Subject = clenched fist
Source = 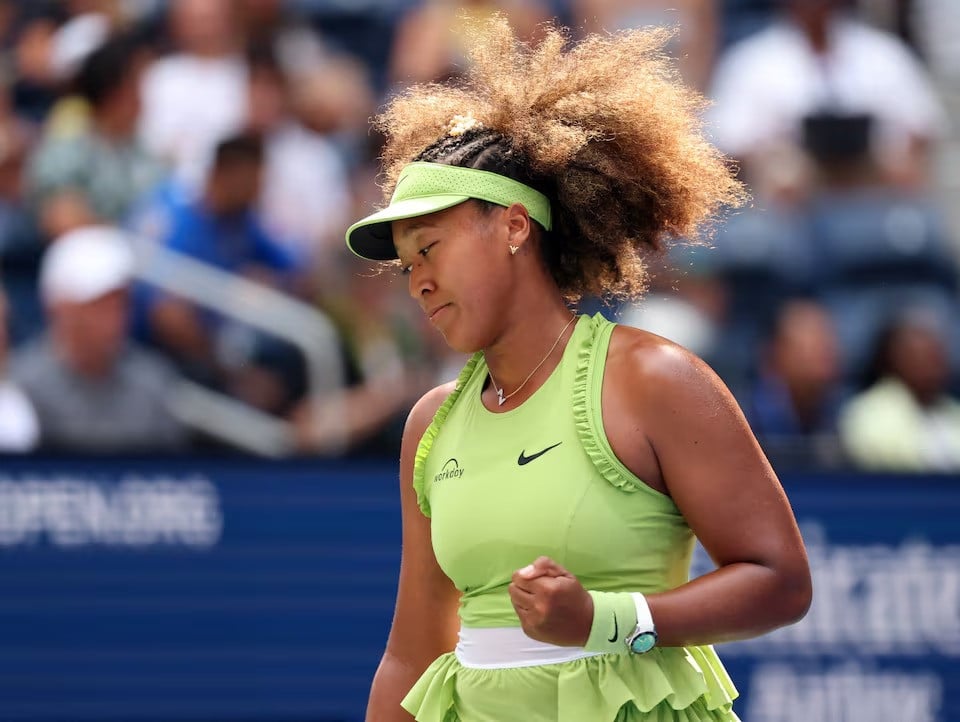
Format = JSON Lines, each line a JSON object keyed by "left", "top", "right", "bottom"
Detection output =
{"left": 508, "top": 556, "right": 594, "bottom": 647}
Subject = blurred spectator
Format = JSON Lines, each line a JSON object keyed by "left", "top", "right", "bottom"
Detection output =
{"left": 10, "top": 225, "right": 189, "bottom": 453}
{"left": 237, "top": 0, "right": 330, "bottom": 77}
{"left": 571, "top": 0, "right": 718, "bottom": 90}
{"left": 47, "top": 6, "right": 111, "bottom": 86}
{"left": 707, "top": 0, "right": 957, "bottom": 400}
{"left": 838, "top": 306, "right": 960, "bottom": 471}
{"left": 290, "top": 50, "right": 377, "bottom": 171}
{"left": 708, "top": 0, "right": 948, "bottom": 200}
{"left": 701, "top": 205, "right": 816, "bottom": 385}
{"left": 914, "top": 0, "right": 960, "bottom": 80}
{"left": 857, "top": 0, "right": 922, "bottom": 56}
{"left": 26, "top": 32, "right": 165, "bottom": 240}
{"left": 0, "top": 285, "right": 39, "bottom": 452}
{"left": 2, "top": 1, "right": 127, "bottom": 127}
{"left": 388, "top": 0, "right": 553, "bottom": 85}
{"left": 138, "top": 132, "right": 300, "bottom": 277}
{"left": 138, "top": 0, "right": 247, "bottom": 189}
{"left": 0, "top": 90, "right": 45, "bottom": 344}
{"left": 136, "top": 132, "right": 307, "bottom": 414}
{"left": 3, "top": 1, "right": 65, "bottom": 126}
{"left": 806, "top": 188, "right": 958, "bottom": 377}
{"left": 719, "top": 0, "right": 781, "bottom": 50}
{"left": 742, "top": 298, "right": 846, "bottom": 467}
{"left": 245, "top": 47, "right": 352, "bottom": 271}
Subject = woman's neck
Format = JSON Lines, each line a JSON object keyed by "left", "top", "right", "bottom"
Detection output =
{"left": 482, "top": 305, "right": 578, "bottom": 401}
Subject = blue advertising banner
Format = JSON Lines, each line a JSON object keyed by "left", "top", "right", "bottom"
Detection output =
{"left": 0, "top": 457, "right": 401, "bottom": 722}
{"left": 0, "top": 458, "right": 957, "bottom": 722}
{"left": 713, "top": 475, "right": 960, "bottom": 722}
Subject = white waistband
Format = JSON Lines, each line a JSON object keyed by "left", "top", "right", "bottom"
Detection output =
{"left": 455, "top": 626, "right": 604, "bottom": 669}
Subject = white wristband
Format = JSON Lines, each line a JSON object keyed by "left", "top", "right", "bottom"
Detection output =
{"left": 630, "top": 592, "right": 655, "bottom": 632}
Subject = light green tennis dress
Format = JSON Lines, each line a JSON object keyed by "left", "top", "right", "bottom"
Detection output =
{"left": 402, "top": 313, "right": 739, "bottom": 722}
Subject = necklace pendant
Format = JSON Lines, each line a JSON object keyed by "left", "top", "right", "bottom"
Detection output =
{"left": 497, "top": 388, "right": 505, "bottom": 406}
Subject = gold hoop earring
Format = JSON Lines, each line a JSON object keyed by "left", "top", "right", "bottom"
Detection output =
{"left": 509, "top": 245, "right": 519, "bottom": 255}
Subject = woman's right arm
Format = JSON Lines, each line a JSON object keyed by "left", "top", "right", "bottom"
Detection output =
{"left": 365, "top": 383, "right": 461, "bottom": 722}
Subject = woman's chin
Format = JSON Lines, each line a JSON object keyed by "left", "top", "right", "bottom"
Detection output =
{"left": 439, "top": 328, "right": 483, "bottom": 356}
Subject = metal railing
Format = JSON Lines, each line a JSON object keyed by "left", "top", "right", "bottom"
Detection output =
{"left": 133, "top": 240, "right": 347, "bottom": 457}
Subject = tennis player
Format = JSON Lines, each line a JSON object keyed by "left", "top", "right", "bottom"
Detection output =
{"left": 346, "top": 16, "right": 812, "bottom": 722}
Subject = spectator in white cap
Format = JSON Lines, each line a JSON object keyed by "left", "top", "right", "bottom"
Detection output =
{"left": 10, "top": 225, "right": 189, "bottom": 453}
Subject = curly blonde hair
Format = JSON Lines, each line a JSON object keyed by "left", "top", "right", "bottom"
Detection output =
{"left": 376, "top": 15, "right": 746, "bottom": 302}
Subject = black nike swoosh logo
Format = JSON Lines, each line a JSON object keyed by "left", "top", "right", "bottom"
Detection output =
{"left": 517, "top": 442, "right": 562, "bottom": 466}
{"left": 608, "top": 614, "right": 618, "bottom": 643}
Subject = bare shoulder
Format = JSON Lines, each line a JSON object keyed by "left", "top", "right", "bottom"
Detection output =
{"left": 607, "top": 319, "right": 780, "bottom": 498}
{"left": 606, "top": 324, "right": 729, "bottom": 406}
{"left": 601, "top": 324, "right": 755, "bottom": 495}
{"left": 609, "top": 322, "right": 750, "bottom": 443}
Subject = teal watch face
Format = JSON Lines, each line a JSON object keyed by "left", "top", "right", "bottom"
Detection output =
{"left": 628, "top": 631, "right": 657, "bottom": 654}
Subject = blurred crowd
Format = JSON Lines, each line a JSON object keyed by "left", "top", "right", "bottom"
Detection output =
{"left": 0, "top": 0, "right": 957, "bottom": 472}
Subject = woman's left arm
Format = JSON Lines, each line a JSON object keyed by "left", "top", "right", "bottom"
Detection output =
{"left": 605, "top": 330, "right": 812, "bottom": 647}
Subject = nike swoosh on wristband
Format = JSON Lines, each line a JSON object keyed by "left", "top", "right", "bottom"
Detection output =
{"left": 517, "top": 442, "right": 562, "bottom": 466}
{"left": 608, "top": 614, "right": 619, "bottom": 643}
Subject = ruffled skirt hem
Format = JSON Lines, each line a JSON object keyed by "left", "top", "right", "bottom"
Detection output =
{"left": 401, "top": 645, "right": 739, "bottom": 722}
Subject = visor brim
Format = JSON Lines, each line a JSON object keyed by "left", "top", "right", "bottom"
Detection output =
{"left": 345, "top": 195, "right": 471, "bottom": 261}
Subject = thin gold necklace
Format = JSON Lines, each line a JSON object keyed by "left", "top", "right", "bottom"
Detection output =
{"left": 489, "top": 314, "right": 577, "bottom": 407}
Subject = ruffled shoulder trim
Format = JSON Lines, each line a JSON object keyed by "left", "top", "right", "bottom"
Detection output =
{"left": 412, "top": 352, "right": 484, "bottom": 517}
{"left": 572, "top": 313, "right": 644, "bottom": 493}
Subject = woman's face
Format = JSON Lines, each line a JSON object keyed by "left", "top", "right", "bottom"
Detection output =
{"left": 887, "top": 323, "right": 949, "bottom": 403}
{"left": 393, "top": 200, "right": 512, "bottom": 353}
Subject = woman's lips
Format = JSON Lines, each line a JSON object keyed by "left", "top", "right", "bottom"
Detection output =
{"left": 428, "top": 303, "right": 451, "bottom": 322}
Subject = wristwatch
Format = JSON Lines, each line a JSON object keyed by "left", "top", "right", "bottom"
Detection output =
{"left": 624, "top": 593, "right": 658, "bottom": 654}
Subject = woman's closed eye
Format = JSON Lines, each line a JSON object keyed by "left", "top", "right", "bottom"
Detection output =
{"left": 400, "top": 243, "right": 437, "bottom": 275}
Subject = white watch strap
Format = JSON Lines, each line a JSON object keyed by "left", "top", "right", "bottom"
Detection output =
{"left": 630, "top": 592, "right": 655, "bottom": 632}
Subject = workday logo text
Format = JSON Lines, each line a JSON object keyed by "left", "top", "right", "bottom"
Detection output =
{"left": 434, "top": 458, "right": 465, "bottom": 484}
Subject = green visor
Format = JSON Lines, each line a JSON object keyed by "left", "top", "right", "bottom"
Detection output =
{"left": 345, "top": 162, "right": 552, "bottom": 260}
